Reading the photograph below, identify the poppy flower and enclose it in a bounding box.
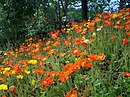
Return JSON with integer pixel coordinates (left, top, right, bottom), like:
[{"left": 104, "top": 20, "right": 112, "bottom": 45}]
[
  {"left": 65, "top": 90, "right": 77, "bottom": 97},
  {"left": 43, "top": 46, "right": 51, "bottom": 51},
  {"left": 80, "top": 51, "right": 87, "bottom": 56},
  {"left": 2, "top": 94, "right": 6, "bottom": 97},
  {"left": 60, "top": 53, "right": 66, "bottom": 57},
  {"left": 40, "top": 77, "right": 54, "bottom": 85},
  {"left": 52, "top": 41, "right": 60, "bottom": 46},
  {"left": 9, "top": 86, "right": 17, "bottom": 94},
  {"left": 90, "top": 27, "right": 95, "bottom": 32},
  {"left": 64, "top": 41, "right": 71, "bottom": 46},
  {"left": 89, "top": 38, "right": 95, "bottom": 43},
  {"left": 33, "top": 68, "right": 44, "bottom": 74},
  {"left": 46, "top": 40, "right": 51, "bottom": 46},
  {"left": 95, "top": 17, "right": 101, "bottom": 23},
  {"left": 45, "top": 71, "right": 60, "bottom": 77},
  {"left": 85, "top": 62, "right": 92, "bottom": 69},
  {"left": 126, "top": 32, "right": 130, "bottom": 36},
  {"left": 0, "top": 78, "right": 6, "bottom": 82},
  {"left": 98, "top": 53, "right": 105, "bottom": 61},
  {"left": 110, "top": 35, "right": 117, "bottom": 39},
  {"left": 104, "top": 20, "right": 111, "bottom": 26},
  {"left": 122, "top": 38, "right": 129, "bottom": 45},
  {"left": 74, "top": 38, "right": 84, "bottom": 46},
  {"left": 71, "top": 48, "right": 80, "bottom": 56},
  {"left": 89, "top": 54, "right": 99, "bottom": 61},
  {"left": 50, "top": 30, "right": 59, "bottom": 39},
  {"left": 124, "top": 72, "right": 130, "bottom": 77},
  {"left": 58, "top": 75, "right": 69, "bottom": 82}
]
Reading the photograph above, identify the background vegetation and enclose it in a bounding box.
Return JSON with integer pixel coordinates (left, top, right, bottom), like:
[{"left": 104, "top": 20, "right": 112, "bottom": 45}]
[{"left": 0, "top": 0, "right": 129, "bottom": 50}]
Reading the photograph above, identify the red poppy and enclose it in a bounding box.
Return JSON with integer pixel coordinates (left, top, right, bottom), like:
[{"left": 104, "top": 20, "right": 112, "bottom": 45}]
[
  {"left": 122, "top": 38, "right": 129, "bottom": 45},
  {"left": 124, "top": 72, "right": 130, "bottom": 77},
  {"left": 86, "top": 87, "right": 91, "bottom": 91},
  {"left": 126, "top": 32, "right": 130, "bottom": 36}
]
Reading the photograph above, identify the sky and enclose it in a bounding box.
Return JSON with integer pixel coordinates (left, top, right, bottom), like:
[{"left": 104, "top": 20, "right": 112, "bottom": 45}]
[
  {"left": 104, "top": 0, "right": 119, "bottom": 12},
  {"left": 73, "top": 0, "right": 120, "bottom": 12}
]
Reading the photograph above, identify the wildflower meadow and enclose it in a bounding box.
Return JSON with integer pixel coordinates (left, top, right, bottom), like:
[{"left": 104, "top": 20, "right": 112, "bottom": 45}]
[{"left": 0, "top": 8, "right": 130, "bottom": 97}]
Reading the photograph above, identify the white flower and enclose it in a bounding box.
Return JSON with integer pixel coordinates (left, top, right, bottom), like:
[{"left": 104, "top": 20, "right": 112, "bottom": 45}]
[{"left": 84, "top": 39, "right": 90, "bottom": 44}]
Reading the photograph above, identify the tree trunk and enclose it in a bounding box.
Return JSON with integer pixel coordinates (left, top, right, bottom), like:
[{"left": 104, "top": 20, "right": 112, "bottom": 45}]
[{"left": 81, "top": 0, "right": 88, "bottom": 21}]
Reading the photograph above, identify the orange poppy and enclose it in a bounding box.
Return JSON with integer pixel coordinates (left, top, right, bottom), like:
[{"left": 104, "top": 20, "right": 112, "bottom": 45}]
[
  {"left": 81, "top": 28, "right": 87, "bottom": 34},
  {"left": 110, "top": 35, "right": 117, "bottom": 39},
  {"left": 85, "top": 62, "right": 92, "bottom": 69},
  {"left": 71, "top": 21, "right": 77, "bottom": 27},
  {"left": 98, "top": 53, "right": 105, "bottom": 61},
  {"left": 65, "top": 90, "right": 77, "bottom": 97},
  {"left": 33, "top": 68, "right": 44, "bottom": 74},
  {"left": 52, "top": 41, "right": 60, "bottom": 46},
  {"left": 46, "top": 40, "right": 51, "bottom": 46},
  {"left": 89, "top": 54, "right": 99, "bottom": 61},
  {"left": 39, "top": 55, "right": 46, "bottom": 61},
  {"left": 2, "top": 94, "right": 6, "bottom": 97},
  {"left": 126, "top": 8, "right": 130, "bottom": 12},
  {"left": 104, "top": 20, "right": 111, "bottom": 26},
  {"left": 32, "top": 55, "right": 39, "bottom": 59},
  {"left": 71, "top": 48, "right": 80, "bottom": 56},
  {"left": 125, "top": 25, "right": 130, "bottom": 30},
  {"left": 90, "top": 27, "right": 95, "bottom": 32},
  {"left": 66, "top": 36, "right": 72, "bottom": 41},
  {"left": 80, "top": 51, "right": 87, "bottom": 56},
  {"left": 95, "top": 17, "right": 101, "bottom": 23},
  {"left": 58, "top": 75, "right": 69, "bottom": 82},
  {"left": 50, "top": 30, "right": 59, "bottom": 39},
  {"left": 74, "top": 38, "right": 84, "bottom": 46},
  {"left": 0, "top": 78, "right": 6, "bottom": 82},
  {"left": 102, "top": 12, "right": 110, "bottom": 19},
  {"left": 40, "top": 77, "right": 54, "bottom": 85},
  {"left": 64, "top": 41, "right": 71, "bottom": 46},
  {"left": 43, "top": 46, "right": 51, "bottom": 51},
  {"left": 96, "top": 13, "right": 101, "bottom": 17},
  {"left": 89, "top": 38, "right": 95, "bottom": 43},
  {"left": 45, "top": 70, "right": 60, "bottom": 77},
  {"left": 60, "top": 53, "right": 66, "bottom": 57}
]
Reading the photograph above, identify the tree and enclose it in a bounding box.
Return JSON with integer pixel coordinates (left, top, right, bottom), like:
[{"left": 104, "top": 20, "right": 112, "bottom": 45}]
[
  {"left": 81, "top": 0, "right": 88, "bottom": 21},
  {"left": 120, "top": 0, "right": 130, "bottom": 9}
]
